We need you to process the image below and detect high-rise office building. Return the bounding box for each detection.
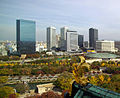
[89,28,98,49]
[47,27,56,50]
[84,41,89,48]
[56,34,60,48]
[60,27,68,50]
[16,19,36,54]
[66,31,79,51]
[115,41,120,51]
[78,35,84,48]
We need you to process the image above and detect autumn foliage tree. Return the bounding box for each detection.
[53,71,74,90]
[27,91,62,98]
[0,86,16,98]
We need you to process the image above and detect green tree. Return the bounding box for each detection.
[0,68,10,75]
[92,61,101,66]
[0,86,16,98]
[0,56,9,61]
[108,61,116,66]
[41,66,50,74]
[0,76,8,85]
[15,83,29,94]
[107,74,120,93]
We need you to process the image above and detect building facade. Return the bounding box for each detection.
[16,19,36,54]
[56,34,60,48]
[60,27,68,51]
[115,41,120,51]
[89,28,98,49]
[96,40,118,52]
[78,35,84,48]
[66,31,79,51]
[84,41,89,48]
[47,27,56,50]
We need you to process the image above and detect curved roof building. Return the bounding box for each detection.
[86,53,120,59]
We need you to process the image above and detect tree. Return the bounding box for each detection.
[0,76,8,86]
[40,91,62,98]
[21,68,31,75]
[107,74,120,93]
[0,68,11,75]
[92,61,101,66]
[15,83,29,94]
[0,86,16,98]
[89,74,111,89]
[41,66,51,74]
[101,61,108,67]
[108,61,116,66]
[0,56,9,61]
[27,91,62,98]
[53,71,74,90]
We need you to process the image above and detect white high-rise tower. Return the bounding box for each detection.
[60,27,68,50]
[47,26,56,50]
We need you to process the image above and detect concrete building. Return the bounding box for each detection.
[16,19,36,54]
[0,41,17,56]
[78,35,84,48]
[115,41,120,51]
[36,83,54,94]
[84,41,89,48]
[66,31,79,51]
[47,27,56,50]
[56,34,60,48]
[36,41,47,53]
[60,27,68,51]
[0,45,7,56]
[96,40,118,52]
[89,28,98,49]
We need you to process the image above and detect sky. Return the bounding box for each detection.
[0,0,120,41]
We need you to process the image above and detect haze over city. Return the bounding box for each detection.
[0,0,120,41]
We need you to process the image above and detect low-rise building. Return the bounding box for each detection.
[36,83,54,94]
[96,40,118,52]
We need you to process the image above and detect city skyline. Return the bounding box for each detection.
[1,0,120,41]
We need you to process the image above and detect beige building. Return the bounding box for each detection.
[36,83,54,95]
[56,34,60,48]
[96,40,118,52]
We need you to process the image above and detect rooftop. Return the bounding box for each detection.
[86,53,120,59]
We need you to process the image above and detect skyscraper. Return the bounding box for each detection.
[47,27,56,50]
[56,34,60,48]
[89,28,98,49]
[78,35,84,48]
[66,31,79,51]
[60,27,68,51]
[16,19,36,54]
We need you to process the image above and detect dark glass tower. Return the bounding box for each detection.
[89,28,98,49]
[16,19,36,54]
[78,35,84,48]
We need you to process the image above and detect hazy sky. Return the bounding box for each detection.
[0,0,120,41]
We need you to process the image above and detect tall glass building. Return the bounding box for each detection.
[78,35,84,48]
[16,19,36,54]
[89,28,98,49]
